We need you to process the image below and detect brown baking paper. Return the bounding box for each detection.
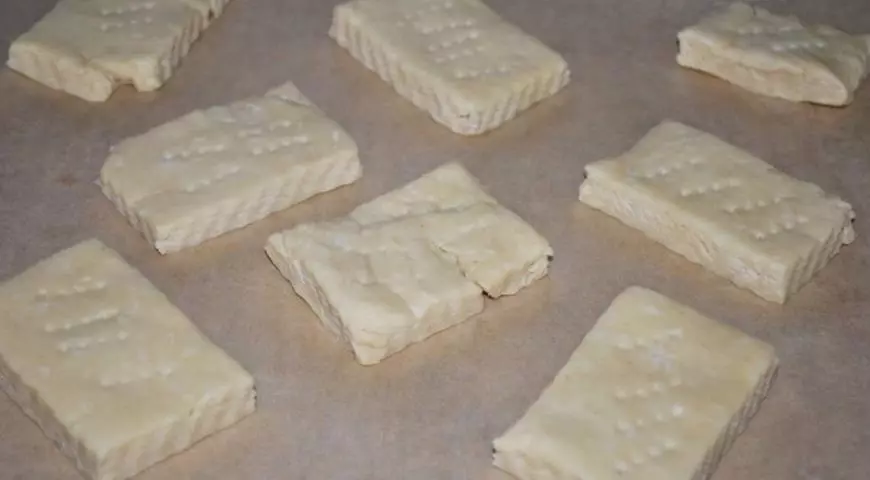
[1,0,869,478]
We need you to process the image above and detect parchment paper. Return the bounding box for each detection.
[1,0,869,478]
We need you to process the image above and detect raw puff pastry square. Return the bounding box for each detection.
[7,0,232,102]
[0,239,255,480]
[329,0,570,135]
[100,81,361,254]
[677,2,870,105]
[578,121,855,303]
[493,286,778,480]
[266,163,553,365]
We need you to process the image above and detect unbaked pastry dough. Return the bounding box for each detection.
[7,0,232,102]
[578,120,855,303]
[493,286,778,480]
[329,0,570,134]
[0,239,256,480]
[266,163,553,365]
[677,2,870,105]
[100,81,361,254]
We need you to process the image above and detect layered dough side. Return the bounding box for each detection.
[267,163,553,365]
[0,240,256,480]
[677,3,870,105]
[7,0,233,101]
[329,0,569,134]
[100,81,361,254]
[578,121,855,303]
[493,287,779,480]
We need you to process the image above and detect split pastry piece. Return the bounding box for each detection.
[0,239,255,480]
[100,81,361,254]
[329,0,570,135]
[493,286,778,480]
[266,163,552,365]
[7,0,233,102]
[677,2,870,106]
[578,121,855,303]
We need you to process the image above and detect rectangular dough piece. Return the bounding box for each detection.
[266,163,553,365]
[676,2,870,106]
[100,81,361,254]
[493,286,778,480]
[578,121,855,303]
[0,240,256,480]
[7,0,232,102]
[329,0,569,135]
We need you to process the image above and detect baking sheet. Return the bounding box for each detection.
[1,0,869,478]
